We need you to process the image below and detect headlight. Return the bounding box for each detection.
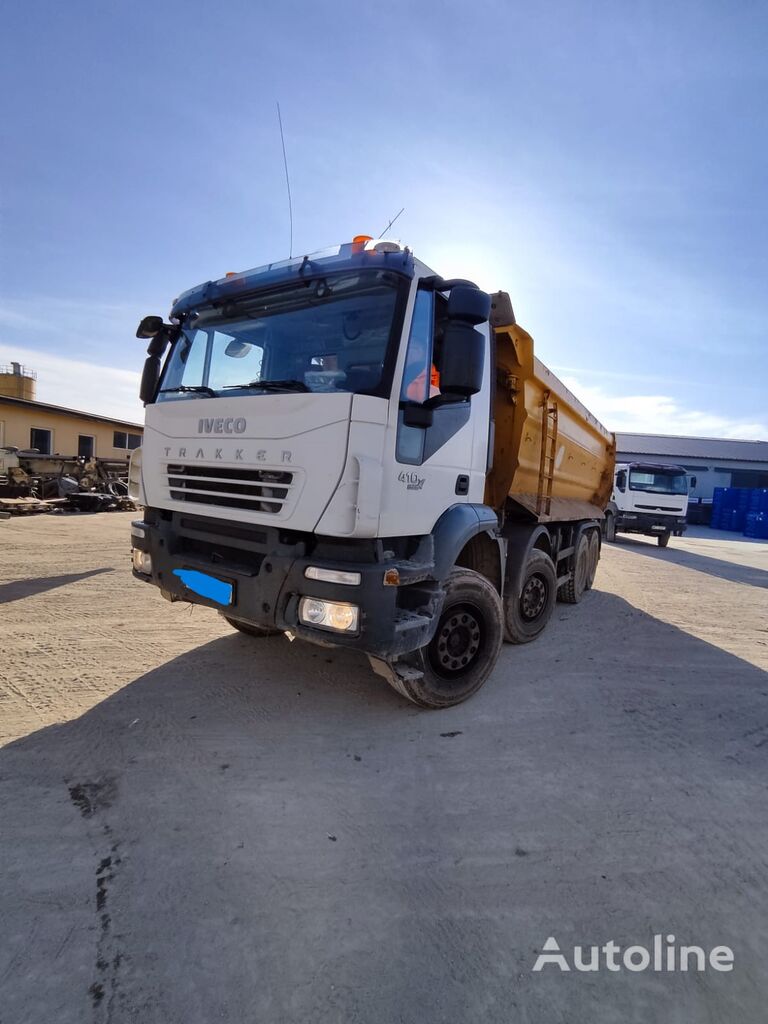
[304,566,361,586]
[128,446,144,502]
[132,549,152,574]
[298,597,359,633]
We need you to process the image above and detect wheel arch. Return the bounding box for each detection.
[432,504,504,592]
[503,523,553,600]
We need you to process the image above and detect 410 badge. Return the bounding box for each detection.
[398,471,425,491]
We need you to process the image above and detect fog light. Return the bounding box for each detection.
[132,549,152,574]
[305,566,361,586]
[298,596,359,633]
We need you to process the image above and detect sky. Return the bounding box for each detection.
[1,0,766,436]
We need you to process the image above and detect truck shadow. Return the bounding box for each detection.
[2,594,768,1023]
[0,567,114,604]
[609,536,768,589]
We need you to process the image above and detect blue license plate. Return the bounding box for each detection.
[172,568,234,606]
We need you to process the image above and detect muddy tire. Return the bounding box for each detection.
[222,615,281,638]
[585,530,600,590]
[604,512,616,542]
[387,568,503,709]
[658,532,671,548]
[559,532,590,604]
[504,549,557,644]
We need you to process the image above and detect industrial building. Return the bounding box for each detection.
[616,432,768,501]
[0,362,143,459]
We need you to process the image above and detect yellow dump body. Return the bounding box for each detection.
[486,310,616,522]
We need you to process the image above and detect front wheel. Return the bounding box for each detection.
[658,532,671,548]
[387,568,504,709]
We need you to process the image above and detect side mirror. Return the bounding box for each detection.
[439,320,485,397]
[136,315,164,339]
[140,355,162,405]
[437,286,489,397]
[402,403,434,428]
[690,476,697,488]
[616,471,627,492]
[447,286,491,326]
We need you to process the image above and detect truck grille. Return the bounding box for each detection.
[166,464,294,514]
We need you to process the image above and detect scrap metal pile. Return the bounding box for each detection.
[0,448,138,516]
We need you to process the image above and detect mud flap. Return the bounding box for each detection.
[367,655,424,700]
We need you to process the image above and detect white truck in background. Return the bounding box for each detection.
[603,462,693,547]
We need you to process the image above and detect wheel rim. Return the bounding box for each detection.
[428,603,485,680]
[520,574,548,621]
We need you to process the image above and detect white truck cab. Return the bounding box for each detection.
[129,237,612,707]
[604,462,692,547]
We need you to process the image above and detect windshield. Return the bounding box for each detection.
[157,269,406,401]
[629,468,688,495]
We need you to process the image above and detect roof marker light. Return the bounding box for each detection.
[365,239,401,254]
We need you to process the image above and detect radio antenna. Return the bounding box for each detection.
[276,102,294,258]
[379,206,405,238]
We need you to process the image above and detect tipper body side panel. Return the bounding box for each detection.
[486,320,615,520]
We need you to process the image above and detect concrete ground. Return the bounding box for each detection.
[1,513,767,1023]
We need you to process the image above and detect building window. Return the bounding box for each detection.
[78,435,95,458]
[114,430,142,450]
[30,427,52,454]
[682,464,708,472]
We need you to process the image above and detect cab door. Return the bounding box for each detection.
[379,286,491,536]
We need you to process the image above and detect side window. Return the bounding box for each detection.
[400,290,434,403]
[397,291,434,464]
[397,286,475,466]
[396,290,471,466]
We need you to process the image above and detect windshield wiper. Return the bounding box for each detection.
[159,385,216,397]
[223,379,311,393]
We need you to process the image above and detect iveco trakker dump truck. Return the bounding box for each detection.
[129,237,615,707]
[604,462,692,547]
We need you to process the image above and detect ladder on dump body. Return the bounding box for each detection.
[536,391,559,517]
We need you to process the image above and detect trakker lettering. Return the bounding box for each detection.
[162,446,293,463]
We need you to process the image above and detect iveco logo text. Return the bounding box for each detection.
[198,417,247,434]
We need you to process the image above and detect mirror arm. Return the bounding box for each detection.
[418,275,481,292]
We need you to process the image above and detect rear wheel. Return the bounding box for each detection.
[504,549,557,644]
[222,615,281,638]
[386,568,503,709]
[559,532,590,604]
[585,530,600,589]
[658,532,671,548]
[604,512,616,542]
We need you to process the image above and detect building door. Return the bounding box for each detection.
[30,427,52,454]
[78,435,95,458]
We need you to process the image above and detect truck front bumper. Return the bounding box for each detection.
[617,512,687,536]
[130,511,444,660]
